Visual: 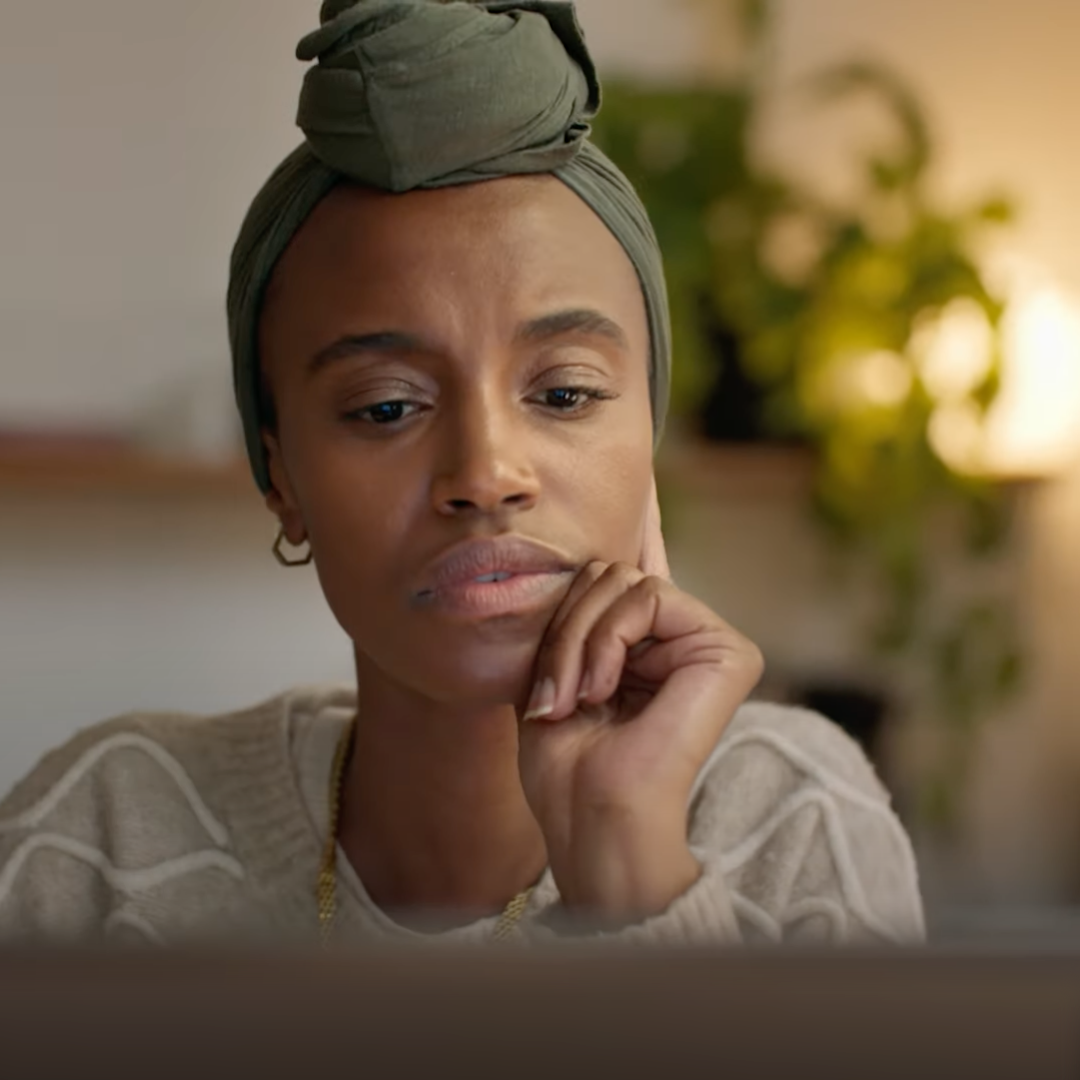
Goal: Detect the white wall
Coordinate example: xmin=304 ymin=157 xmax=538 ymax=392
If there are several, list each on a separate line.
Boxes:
xmin=3 ymin=0 xmax=1080 ymax=904
xmin=1 ymin=494 xmax=353 ymax=781
xmin=0 ymin=0 xmax=344 ymax=789
xmin=0 ymin=0 xmax=315 ymax=427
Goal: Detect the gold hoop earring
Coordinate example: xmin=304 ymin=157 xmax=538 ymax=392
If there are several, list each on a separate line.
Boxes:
xmin=272 ymin=525 xmax=313 ymax=567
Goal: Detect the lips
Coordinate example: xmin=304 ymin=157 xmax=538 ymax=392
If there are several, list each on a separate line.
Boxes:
xmin=414 ymin=536 xmax=577 ymax=618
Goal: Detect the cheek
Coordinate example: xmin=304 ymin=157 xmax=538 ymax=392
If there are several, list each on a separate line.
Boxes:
xmin=553 ymin=409 xmax=655 ymax=567
xmin=291 ymin=445 xmax=423 ymax=637
xmin=579 ymin=459 xmax=653 ymax=564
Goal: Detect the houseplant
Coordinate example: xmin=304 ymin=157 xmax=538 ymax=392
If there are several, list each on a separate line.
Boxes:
xmin=590 ymin=0 xmax=1022 ymax=826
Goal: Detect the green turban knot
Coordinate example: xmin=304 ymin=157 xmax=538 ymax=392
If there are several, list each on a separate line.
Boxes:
xmin=227 ymin=0 xmax=671 ymax=493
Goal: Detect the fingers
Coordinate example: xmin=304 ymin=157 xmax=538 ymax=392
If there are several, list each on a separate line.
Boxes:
xmin=523 ymin=562 xmax=644 ymax=722
xmin=580 ymin=583 xmax=764 ymax=760
xmin=543 ymin=559 xmax=608 ymax=643
xmin=575 ymin=578 xmax=667 ymax=707
xmin=524 ymin=559 xmax=764 ymax=729
xmin=575 ymin=577 xmax=745 ymax=710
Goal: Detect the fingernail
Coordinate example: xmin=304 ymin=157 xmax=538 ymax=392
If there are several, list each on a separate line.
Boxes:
xmin=576 ymin=671 xmax=592 ymax=702
xmin=523 ymin=677 xmax=556 ymax=721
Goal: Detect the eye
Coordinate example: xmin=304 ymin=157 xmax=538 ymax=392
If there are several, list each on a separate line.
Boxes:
xmin=536 ymin=386 xmax=614 ymax=413
xmin=347 ymin=400 xmax=422 ymax=425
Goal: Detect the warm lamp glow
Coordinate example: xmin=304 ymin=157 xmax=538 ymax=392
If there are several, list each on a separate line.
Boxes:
xmin=985 ymin=287 xmax=1080 ymax=476
xmin=850 ymin=349 xmax=912 ymax=407
xmin=928 ymin=284 xmax=1080 ymax=478
xmin=912 ymin=299 xmax=994 ymax=402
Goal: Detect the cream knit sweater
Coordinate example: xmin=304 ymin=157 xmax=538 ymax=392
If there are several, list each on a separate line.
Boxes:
xmin=0 ymin=686 xmax=924 ymax=946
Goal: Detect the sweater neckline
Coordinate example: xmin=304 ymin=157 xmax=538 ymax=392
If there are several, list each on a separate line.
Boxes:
xmin=287 ymin=685 xmax=557 ymax=940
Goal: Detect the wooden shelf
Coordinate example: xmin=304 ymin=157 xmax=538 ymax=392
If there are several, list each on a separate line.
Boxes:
xmin=0 ymin=444 xmax=256 ymax=499
xmin=656 ymin=440 xmax=814 ymax=499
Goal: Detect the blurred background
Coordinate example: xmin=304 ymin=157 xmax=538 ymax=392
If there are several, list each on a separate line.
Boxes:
xmin=2 ymin=0 xmax=1079 ymax=936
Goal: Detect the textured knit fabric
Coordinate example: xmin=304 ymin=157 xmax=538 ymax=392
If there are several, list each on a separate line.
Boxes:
xmin=0 ymin=687 xmax=924 ymax=946
xmin=227 ymin=0 xmax=671 ymax=494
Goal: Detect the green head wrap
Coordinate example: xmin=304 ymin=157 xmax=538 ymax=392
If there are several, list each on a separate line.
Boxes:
xmin=227 ymin=0 xmax=671 ymax=494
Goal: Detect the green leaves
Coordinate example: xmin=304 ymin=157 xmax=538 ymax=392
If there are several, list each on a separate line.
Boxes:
xmin=591 ymin=81 xmax=755 ymax=418
xmin=739 ymin=0 xmax=772 ymax=43
xmin=807 ymin=61 xmax=933 ymax=190
xmin=591 ymin=10 xmax=1021 ymax=830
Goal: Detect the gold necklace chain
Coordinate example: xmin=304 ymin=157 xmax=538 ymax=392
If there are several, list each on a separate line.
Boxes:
xmin=317 ymin=717 xmax=534 ymax=945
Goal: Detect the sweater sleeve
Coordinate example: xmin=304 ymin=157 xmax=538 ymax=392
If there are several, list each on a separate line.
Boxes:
xmin=529 ymin=702 xmax=924 ymax=948
xmin=674 ymin=702 xmax=923 ymax=945
xmin=0 ymin=723 xmax=125 ymax=940
xmin=0 ymin=715 xmax=246 ymax=944
xmin=0 ymin=834 xmax=103 ymax=938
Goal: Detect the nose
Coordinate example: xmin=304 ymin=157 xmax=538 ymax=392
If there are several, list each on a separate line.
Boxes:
xmin=429 ymin=395 xmax=540 ymax=518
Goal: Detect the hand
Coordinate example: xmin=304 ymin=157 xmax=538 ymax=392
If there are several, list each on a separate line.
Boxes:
xmin=517 ymin=477 xmax=764 ymax=918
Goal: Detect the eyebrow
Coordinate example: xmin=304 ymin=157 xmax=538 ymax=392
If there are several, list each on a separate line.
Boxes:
xmin=514 ymin=308 xmax=630 ymax=351
xmin=307 ymin=308 xmax=630 ymax=376
xmin=308 ymin=331 xmax=423 ymax=376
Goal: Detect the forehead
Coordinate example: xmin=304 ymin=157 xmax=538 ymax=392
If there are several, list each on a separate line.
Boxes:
xmin=261 ymin=175 xmax=648 ymax=355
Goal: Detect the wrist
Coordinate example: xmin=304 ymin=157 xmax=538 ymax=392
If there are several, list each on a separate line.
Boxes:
xmin=552 ymin=806 xmax=701 ymax=920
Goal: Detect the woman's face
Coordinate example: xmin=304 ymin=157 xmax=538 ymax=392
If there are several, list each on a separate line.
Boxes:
xmin=260 ymin=175 xmax=655 ymax=708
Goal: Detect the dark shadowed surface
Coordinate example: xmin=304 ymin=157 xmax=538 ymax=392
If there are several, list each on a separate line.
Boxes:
xmin=1 ymin=946 xmax=1078 ymax=1079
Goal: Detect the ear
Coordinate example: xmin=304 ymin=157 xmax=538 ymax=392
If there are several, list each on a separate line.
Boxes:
xmin=262 ymin=429 xmax=307 ymax=545
xmin=638 ymin=474 xmax=672 ymax=581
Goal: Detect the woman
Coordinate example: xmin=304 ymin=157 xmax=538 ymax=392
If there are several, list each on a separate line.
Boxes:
xmin=0 ymin=0 xmax=923 ymax=946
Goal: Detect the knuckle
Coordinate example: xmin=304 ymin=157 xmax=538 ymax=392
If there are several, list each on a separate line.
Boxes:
xmin=631 ymin=573 xmax=665 ymax=599
xmin=740 ymin=640 xmax=766 ymax=680
xmin=581 ymin=633 xmax=606 ymax=666
xmin=584 ymin=613 xmax=624 ymax=655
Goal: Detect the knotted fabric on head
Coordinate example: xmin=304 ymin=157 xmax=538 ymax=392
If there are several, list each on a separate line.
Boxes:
xmin=227 ymin=0 xmax=671 ymax=494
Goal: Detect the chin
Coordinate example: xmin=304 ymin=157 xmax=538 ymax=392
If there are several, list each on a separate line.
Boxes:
xmin=394 ymin=637 xmax=538 ymax=711
xmin=350 ymin=601 xmax=551 ymax=709
xmin=446 ymin=652 xmax=536 ymax=708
